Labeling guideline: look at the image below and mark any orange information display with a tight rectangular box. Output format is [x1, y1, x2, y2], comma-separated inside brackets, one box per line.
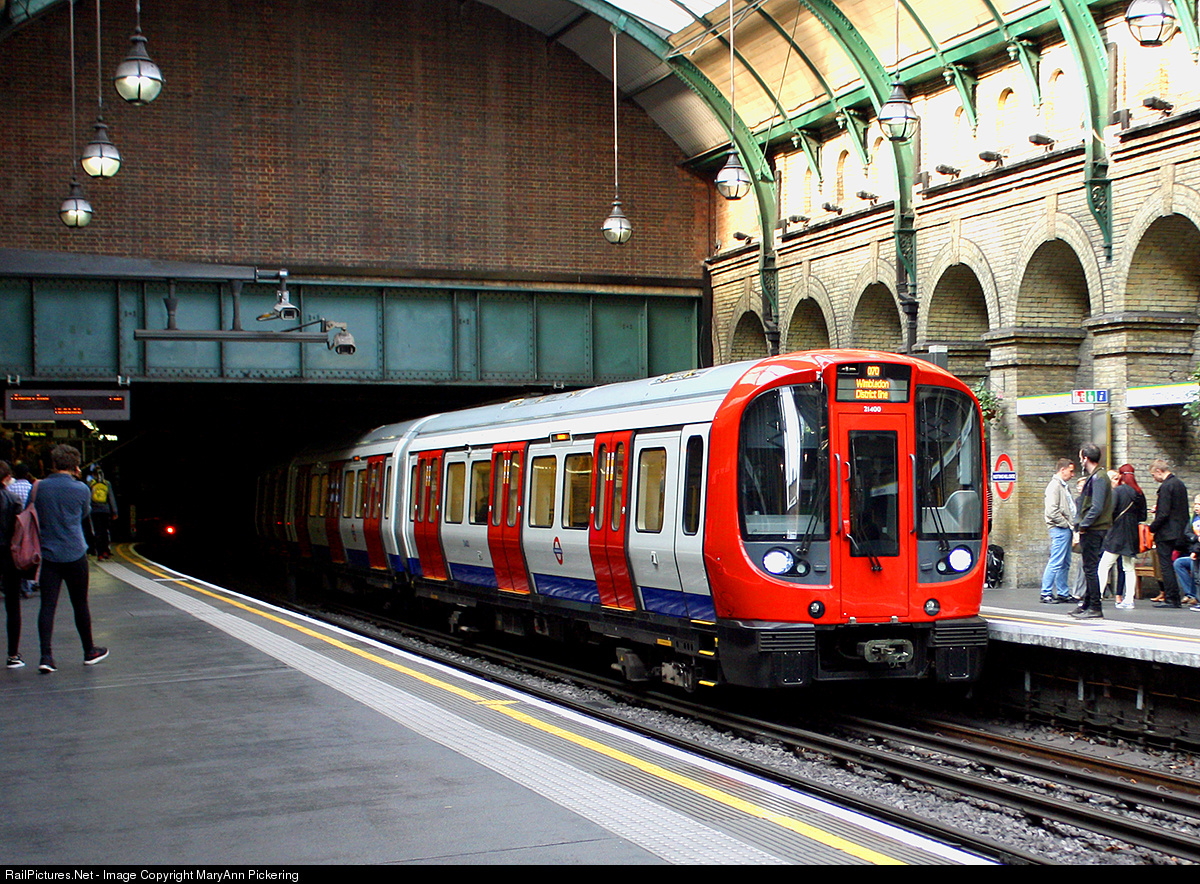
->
[834, 362, 911, 403]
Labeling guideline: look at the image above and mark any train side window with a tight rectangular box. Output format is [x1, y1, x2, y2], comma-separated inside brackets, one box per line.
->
[593, 445, 607, 530]
[357, 470, 369, 520]
[308, 475, 322, 518]
[491, 455, 505, 527]
[682, 436, 704, 535]
[635, 448, 667, 533]
[343, 469, 356, 518]
[611, 443, 626, 532]
[529, 455, 556, 528]
[318, 474, 329, 518]
[507, 455, 522, 528]
[427, 458, 440, 523]
[383, 466, 392, 520]
[445, 462, 465, 524]
[562, 453, 592, 529]
[470, 461, 491, 524]
[409, 464, 420, 522]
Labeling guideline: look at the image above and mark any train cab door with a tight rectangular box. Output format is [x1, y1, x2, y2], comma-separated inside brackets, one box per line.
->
[412, 451, 448, 580]
[833, 411, 912, 618]
[589, 432, 637, 610]
[487, 443, 530, 594]
[362, 455, 389, 571]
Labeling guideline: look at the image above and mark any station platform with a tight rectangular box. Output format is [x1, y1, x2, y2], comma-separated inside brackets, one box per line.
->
[982, 582, 1200, 668]
[0, 551, 985, 867]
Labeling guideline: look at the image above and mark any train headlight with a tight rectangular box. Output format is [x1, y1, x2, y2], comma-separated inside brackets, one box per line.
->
[924, 598, 941, 616]
[808, 600, 825, 618]
[948, 546, 974, 572]
[762, 548, 795, 575]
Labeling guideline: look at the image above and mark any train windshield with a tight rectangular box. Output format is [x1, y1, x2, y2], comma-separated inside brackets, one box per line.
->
[738, 384, 829, 540]
[915, 386, 984, 541]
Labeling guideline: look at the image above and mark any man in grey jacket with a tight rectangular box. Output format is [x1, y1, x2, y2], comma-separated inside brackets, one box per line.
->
[1040, 458, 1076, 603]
[1072, 444, 1114, 619]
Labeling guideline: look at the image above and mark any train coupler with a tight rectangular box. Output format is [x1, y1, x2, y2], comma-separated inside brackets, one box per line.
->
[857, 638, 915, 668]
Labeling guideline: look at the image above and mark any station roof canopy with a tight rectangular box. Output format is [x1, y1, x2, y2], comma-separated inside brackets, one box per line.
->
[3, 0, 1128, 166]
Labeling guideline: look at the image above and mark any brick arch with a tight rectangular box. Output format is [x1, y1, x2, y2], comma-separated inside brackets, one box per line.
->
[925, 265, 990, 341]
[729, 311, 769, 362]
[1016, 240, 1090, 325]
[920, 237, 1000, 339]
[1013, 214, 1103, 321]
[1116, 187, 1200, 314]
[780, 274, 838, 350]
[851, 283, 905, 353]
[1126, 215, 1200, 313]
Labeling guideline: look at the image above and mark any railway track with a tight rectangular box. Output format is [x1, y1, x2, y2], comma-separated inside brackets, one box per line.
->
[303, 596, 1200, 864]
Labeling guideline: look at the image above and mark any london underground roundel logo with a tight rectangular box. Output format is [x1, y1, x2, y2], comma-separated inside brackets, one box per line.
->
[553, 537, 563, 565]
[992, 454, 1016, 501]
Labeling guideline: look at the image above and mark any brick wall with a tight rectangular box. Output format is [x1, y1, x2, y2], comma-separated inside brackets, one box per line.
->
[2, 0, 710, 279]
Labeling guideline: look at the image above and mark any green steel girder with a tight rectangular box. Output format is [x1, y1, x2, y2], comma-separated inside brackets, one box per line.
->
[1049, 0, 1112, 258]
[796, 0, 917, 304]
[898, 1, 979, 133]
[1179, 0, 1200, 60]
[980, 0, 1042, 109]
[0, 274, 700, 386]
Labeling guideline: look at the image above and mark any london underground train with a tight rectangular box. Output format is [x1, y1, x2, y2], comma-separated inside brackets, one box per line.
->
[257, 350, 988, 689]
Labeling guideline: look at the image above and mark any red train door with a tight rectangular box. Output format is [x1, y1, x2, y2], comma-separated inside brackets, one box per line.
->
[589, 432, 636, 610]
[834, 411, 911, 618]
[326, 460, 346, 564]
[294, 464, 313, 557]
[487, 443, 530, 594]
[363, 456, 389, 571]
[413, 452, 448, 580]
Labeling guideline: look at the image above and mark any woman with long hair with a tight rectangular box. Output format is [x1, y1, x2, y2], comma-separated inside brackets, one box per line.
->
[1102, 464, 1147, 609]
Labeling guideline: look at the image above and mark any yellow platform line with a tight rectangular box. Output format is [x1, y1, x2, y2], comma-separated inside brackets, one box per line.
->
[112, 545, 908, 865]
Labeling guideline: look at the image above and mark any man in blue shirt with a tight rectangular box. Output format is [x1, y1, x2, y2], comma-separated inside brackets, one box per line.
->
[34, 445, 108, 673]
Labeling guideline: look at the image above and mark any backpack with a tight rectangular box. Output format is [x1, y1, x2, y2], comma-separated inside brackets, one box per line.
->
[11, 487, 40, 576]
[91, 481, 109, 505]
[985, 544, 1005, 588]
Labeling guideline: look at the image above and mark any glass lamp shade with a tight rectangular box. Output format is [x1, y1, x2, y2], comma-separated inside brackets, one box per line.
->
[113, 30, 164, 105]
[878, 82, 919, 143]
[1125, 0, 1177, 46]
[715, 150, 751, 200]
[60, 179, 93, 228]
[602, 200, 632, 245]
[81, 118, 122, 179]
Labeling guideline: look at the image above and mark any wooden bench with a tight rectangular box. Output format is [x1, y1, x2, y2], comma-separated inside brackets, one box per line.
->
[1134, 549, 1160, 599]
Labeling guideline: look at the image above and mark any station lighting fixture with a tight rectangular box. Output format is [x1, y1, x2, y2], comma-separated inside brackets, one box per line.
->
[82, 0, 120, 179]
[978, 150, 1004, 165]
[935, 164, 961, 178]
[602, 28, 631, 245]
[856, 190, 879, 205]
[1125, 0, 1178, 46]
[877, 0, 918, 144]
[60, 2, 92, 228]
[733, 230, 752, 241]
[1028, 132, 1055, 149]
[114, 1, 164, 105]
[60, 178, 94, 228]
[821, 201, 843, 215]
[1144, 94, 1175, 112]
[787, 214, 810, 224]
[716, 0, 751, 200]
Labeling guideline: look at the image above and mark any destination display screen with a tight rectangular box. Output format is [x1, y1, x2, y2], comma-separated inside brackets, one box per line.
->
[5, 390, 130, 421]
[834, 363, 911, 403]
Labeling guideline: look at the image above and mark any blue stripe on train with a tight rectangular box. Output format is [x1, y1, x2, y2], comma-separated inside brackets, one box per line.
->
[531, 573, 601, 605]
[448, 561, 498, 588]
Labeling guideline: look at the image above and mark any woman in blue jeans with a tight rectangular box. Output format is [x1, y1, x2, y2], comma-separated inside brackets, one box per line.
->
[33, 444, 108, 673]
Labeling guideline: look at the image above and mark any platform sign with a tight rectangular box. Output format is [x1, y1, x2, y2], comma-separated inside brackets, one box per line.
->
[992, 454, 1016, 501]
[1071, 389, 1109, 405]
[4, 389, 130, 421]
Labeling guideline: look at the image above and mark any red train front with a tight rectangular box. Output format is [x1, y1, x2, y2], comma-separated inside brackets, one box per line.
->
[705, 351, 988, 687]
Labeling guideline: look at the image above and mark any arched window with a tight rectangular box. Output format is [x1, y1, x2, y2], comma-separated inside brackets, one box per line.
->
[835, 150, 849, 206]
[996, 88, 1018, 150]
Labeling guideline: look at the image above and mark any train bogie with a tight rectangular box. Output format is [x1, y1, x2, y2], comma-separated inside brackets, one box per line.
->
[260, 351, 989, 690]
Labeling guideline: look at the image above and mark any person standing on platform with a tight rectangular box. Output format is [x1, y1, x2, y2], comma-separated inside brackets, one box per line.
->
[34, 445, 108, 673]
[1149, 459, 1189, 609]
[1179, 494, 1200, 612]
[87, 468, 117, 561]
[1071, 444, 1113, 620]
[0, 462, 25, 668]
[1101, 465, 1147, 610]
[7, 463, 36, 597]
[1040, 458, 1076, 604]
